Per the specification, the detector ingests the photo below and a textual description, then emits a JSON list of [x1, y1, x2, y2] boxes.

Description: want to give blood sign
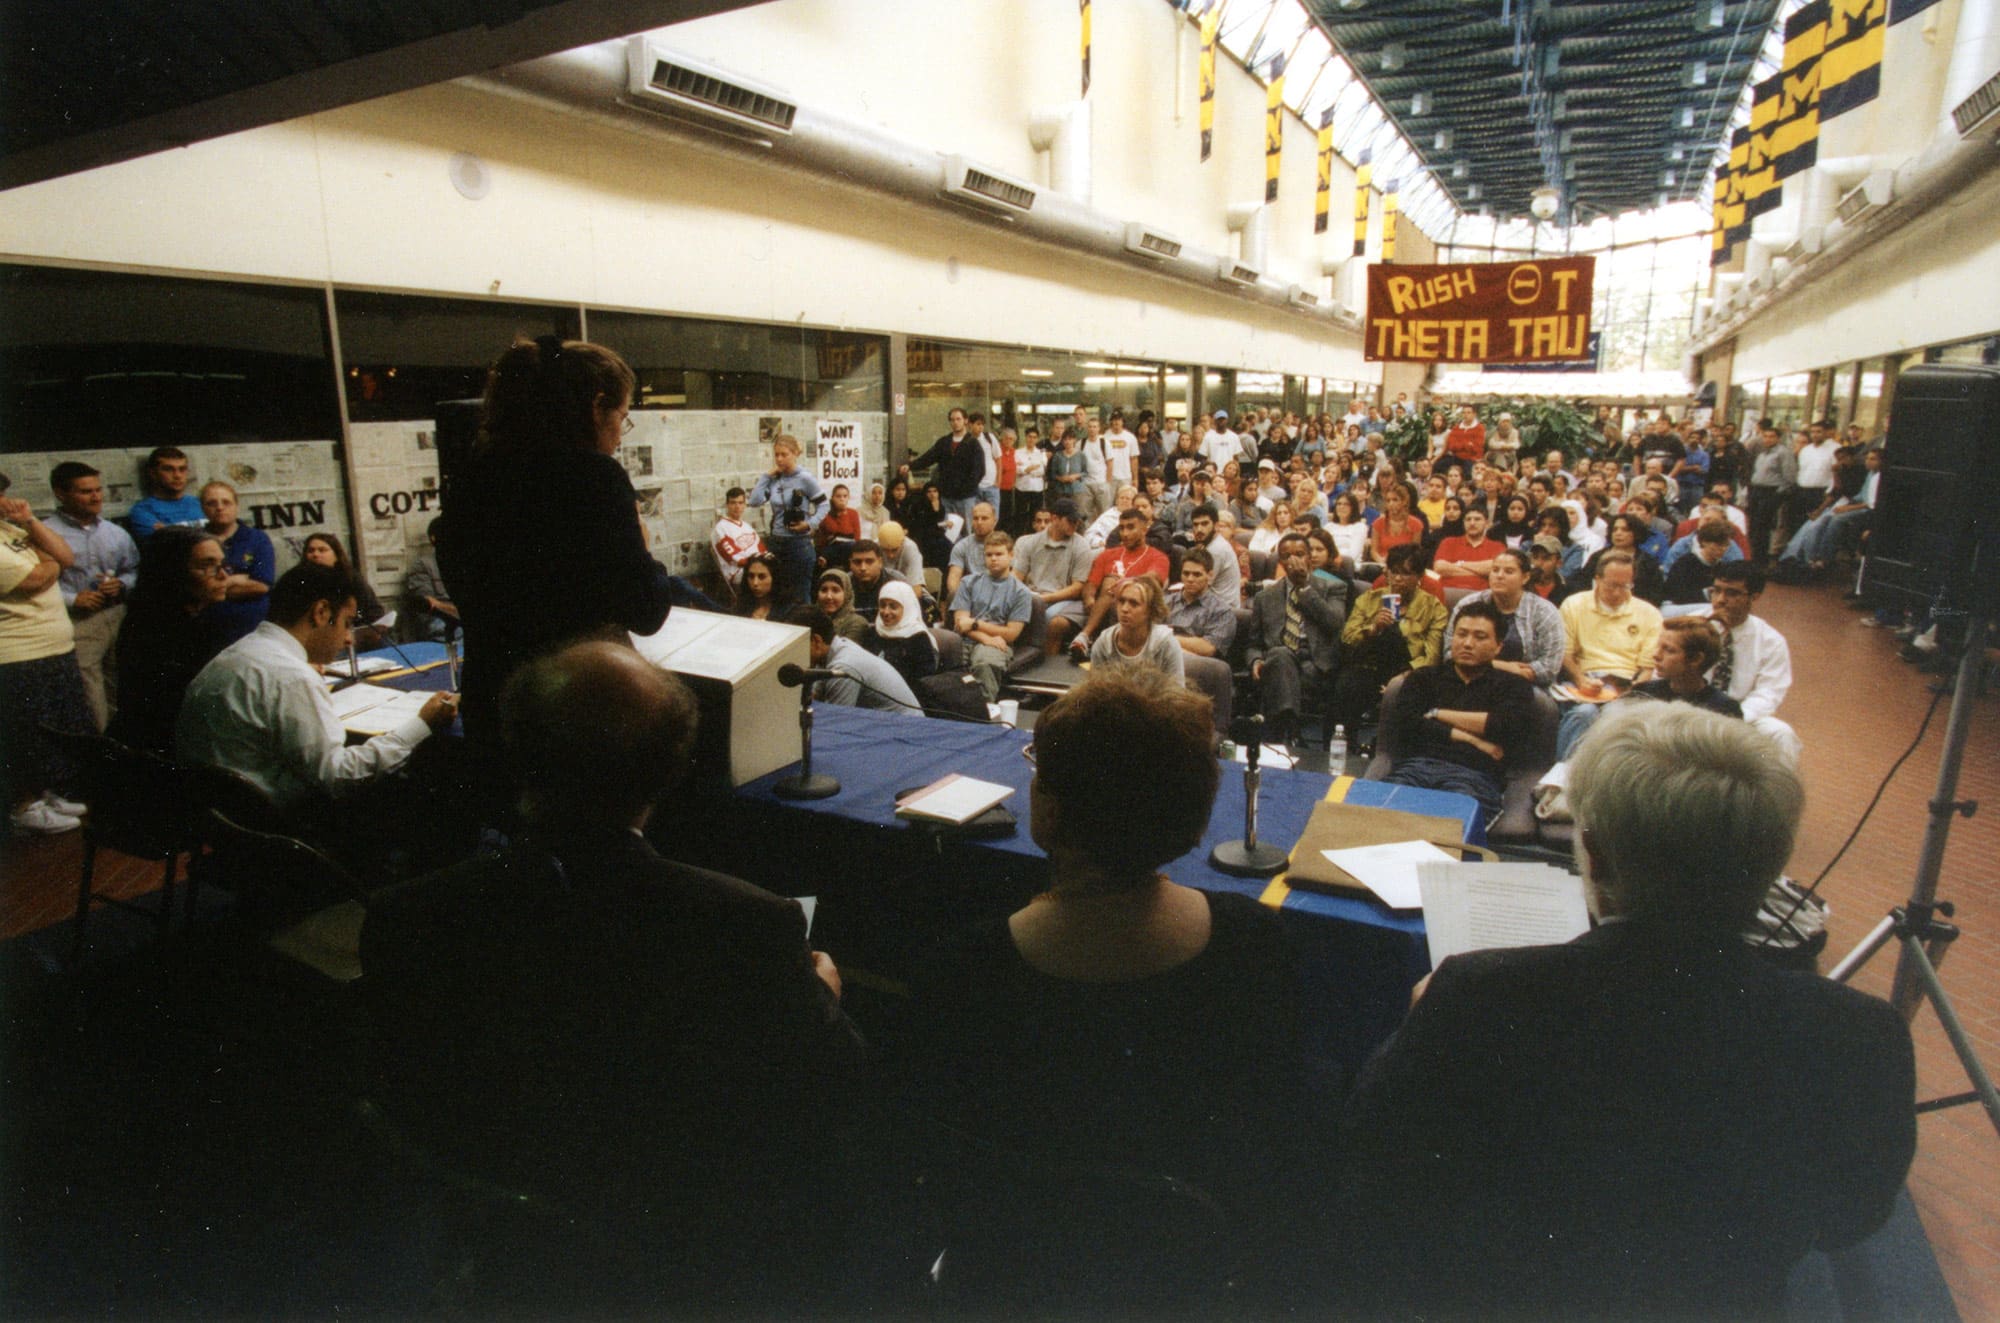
[[1365, 256, 1595, 364]]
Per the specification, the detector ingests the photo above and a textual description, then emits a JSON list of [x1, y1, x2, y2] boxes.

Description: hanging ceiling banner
[[1198, 0, 1224, 162], [1365, 256, 1597, 364]]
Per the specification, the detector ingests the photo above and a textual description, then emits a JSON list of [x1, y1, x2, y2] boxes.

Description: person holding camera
[[749, 433, 827, 608]]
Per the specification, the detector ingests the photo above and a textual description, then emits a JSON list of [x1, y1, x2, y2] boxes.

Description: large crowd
[[0, 339, 1917, 1313]]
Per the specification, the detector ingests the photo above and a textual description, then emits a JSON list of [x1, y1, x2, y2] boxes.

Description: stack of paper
[[327, 685, 438, 736], [1320, 840, 1460, 910], [323, 654, 399, 680], [895, 774, 1013, 825], [1415, 861, 1591, 967]]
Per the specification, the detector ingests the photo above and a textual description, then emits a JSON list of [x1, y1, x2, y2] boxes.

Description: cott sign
[[1365, 256, 1596, 364]]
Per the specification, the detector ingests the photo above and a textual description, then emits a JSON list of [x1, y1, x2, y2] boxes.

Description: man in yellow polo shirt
[[1554, 552, 1660, 758]]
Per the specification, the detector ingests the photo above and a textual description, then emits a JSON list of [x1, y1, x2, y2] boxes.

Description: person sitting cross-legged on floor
[[1379, 599, 1536, 824]]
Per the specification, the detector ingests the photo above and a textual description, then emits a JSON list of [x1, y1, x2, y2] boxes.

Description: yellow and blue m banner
[[1264, 54, 1285, 202], [1080, 0, 1092, 97], [1380, 180, 1400, 262], [1352, 149, 1373, 257], [1771, 1, 1826, 180], [1198, 0, 1223, 162], [1314, 107, 1333, 234], [1821, 0, 1886, 119]]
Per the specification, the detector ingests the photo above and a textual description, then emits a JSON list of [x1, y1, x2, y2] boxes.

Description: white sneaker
[[11, 800, 81, 834], [40, 791, 86, 817]]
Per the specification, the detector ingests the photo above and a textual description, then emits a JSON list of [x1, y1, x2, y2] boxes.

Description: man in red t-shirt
[[1442, 405, 1486, 479], [1069, 506, 1170, 656]]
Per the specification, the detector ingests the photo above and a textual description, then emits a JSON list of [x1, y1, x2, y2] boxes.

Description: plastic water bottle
[[1329, 723, 1347, 769]]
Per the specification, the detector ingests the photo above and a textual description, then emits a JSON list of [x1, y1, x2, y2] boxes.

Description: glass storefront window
[[1764, 373, 1811, 430], [1854, 361, 1886, 439], [337, 291, 578, 423], [1, 263, 341, 452], [1828, 363, 1857, 428], [904, 340, 1164, 456], [590, 312, 886, 414], [1234, 371, 1285, 415]]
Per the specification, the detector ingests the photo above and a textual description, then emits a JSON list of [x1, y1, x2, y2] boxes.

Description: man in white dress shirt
[[1705, 562, 1800, 763], [177, 562, 457, 814]]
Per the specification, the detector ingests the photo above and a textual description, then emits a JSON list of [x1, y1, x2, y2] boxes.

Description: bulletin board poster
[[1365, 256, 1595, 364], [814, 418, 864, 490]]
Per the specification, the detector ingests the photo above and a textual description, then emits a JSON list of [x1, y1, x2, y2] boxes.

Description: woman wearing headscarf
[[863, 580, 938, 689]]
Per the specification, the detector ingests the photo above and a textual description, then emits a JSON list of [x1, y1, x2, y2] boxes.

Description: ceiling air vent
[[1218, 258, 1261, 286], [625, 41, 797, 136], [942, 157, 1037, 214], [1287, 284, 1321, 309], [1123, 223, 1183, 260], [1952, 67, 2000, 137]]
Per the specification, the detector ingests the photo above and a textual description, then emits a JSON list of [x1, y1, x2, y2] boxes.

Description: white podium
[[630, 609, 810, 787]]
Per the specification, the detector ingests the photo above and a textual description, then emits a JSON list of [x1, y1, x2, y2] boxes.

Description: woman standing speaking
[[444, 336, 673, 742]]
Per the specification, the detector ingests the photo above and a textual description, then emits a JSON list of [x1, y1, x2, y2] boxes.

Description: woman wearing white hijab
[[864, 579, 938, 689]]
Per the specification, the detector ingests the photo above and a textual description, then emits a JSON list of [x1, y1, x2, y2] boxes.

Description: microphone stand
[[1210, 715, 1291, 877], [773, 675, 841, 801]]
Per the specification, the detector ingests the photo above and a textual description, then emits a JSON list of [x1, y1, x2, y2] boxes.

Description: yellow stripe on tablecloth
[[1257, 774, 1355, 908]]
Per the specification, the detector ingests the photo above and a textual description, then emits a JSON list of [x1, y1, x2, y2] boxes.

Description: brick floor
[[1761, 580, 2000, 1319]]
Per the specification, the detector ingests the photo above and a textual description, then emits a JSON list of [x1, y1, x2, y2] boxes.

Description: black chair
[[203, 810, 372, 972], [914, 1120, 1240, 1316], [929, 625, 965, 671], [1002, 594, 1050, 679], [1361, 674, 1560, 845], [40, 725, 198, 967]]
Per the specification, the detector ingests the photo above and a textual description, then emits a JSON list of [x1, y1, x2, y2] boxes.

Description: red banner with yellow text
[[1364, 257, 1596, 364]]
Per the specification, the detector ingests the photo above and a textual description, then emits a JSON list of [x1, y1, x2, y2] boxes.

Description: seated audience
[[1556, 552, 1662, 759], [1447, 547, 1566, 687], [107, 527, 230, 756], [1087, 573, 1184, 685], [1429, 504, 1501, 593], [874, 520, 925, 584], [200, 480, 277, 644], [812, 568, 870, 644], [1184, 504, 1242, 606], [1573, 513, 1666, 605], [1663, 498, 1750, 569], [863, 581, 939, 690], [1380, 600, 1535, 822], [47, 461, 139, 731], [1070, 507, 1171, 656], [1326, 491, 1371, 568], [1163, 546, 1236, 734], [1244, 532, 1345, 748], [733, 552, 781, 620], [403, 515, 458, 641], [1367, 480, 1425, 565], [944, 501, 1000, 604], [1705, 562, 1800, 762], [1780, 444, 1879, 573], [711, 486, 762, 597], [814, 482, 861, 557], [361, 640, 867, 1307], [1630, 616, 1741, 716], [953, 531, 1033, 703], [1331, 702, 1915, 1317], [907, 671, 1309, 1242], [1334, 544, 1447, 749], [300, 533, 390, 650], [791, 606, 919, 715], [175, 563, 456, 814], [1011, 499, 1091, 654], [1663, 520, 1737, 604]]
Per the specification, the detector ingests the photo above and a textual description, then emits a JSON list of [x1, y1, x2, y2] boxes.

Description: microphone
[[777, 663, 841, 687]]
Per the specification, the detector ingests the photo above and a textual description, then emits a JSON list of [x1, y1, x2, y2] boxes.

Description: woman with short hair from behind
[[907, 671, 1312, 1281]]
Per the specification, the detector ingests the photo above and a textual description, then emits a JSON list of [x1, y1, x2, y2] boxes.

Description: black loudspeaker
[[432, 398, 484, 496], [1862, 364, 2000, 612]]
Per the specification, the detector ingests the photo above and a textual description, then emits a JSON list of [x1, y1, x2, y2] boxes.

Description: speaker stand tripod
[[1827, 600, 2000, 1137]]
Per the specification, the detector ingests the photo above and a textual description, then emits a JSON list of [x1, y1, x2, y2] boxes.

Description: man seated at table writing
[[1330, 702, 1914, 1317], [361, 639, 868, 1307], [175, 563, 457, 822], [1380, 600, 1533, 823]]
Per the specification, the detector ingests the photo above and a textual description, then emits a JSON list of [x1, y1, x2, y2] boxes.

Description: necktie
[[1282, 588, 1304, 654], [1714, 626, 1735, 693]]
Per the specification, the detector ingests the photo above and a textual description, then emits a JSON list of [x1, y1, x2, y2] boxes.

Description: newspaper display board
[[1365, 257, 1596, 365]]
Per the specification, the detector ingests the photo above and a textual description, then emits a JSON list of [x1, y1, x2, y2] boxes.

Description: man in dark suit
[[1243, 531, 1345, 747], [1331, 701, 1916, 1317], [361, 641, 869, 1306]]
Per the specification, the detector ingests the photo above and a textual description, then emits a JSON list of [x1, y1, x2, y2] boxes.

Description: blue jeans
[[768, 534, 817, 607], [1783, 507, 1868, 565], [1556, 700, 1603, 761], [943, 495, 978, 523]]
